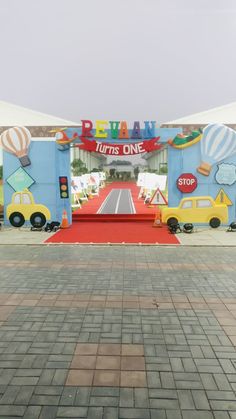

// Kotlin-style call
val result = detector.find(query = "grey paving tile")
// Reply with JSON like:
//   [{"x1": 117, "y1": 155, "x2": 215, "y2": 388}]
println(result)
[
  {"x1": 134, "y1": 388, "x2": 149, "y2": 408},
  {"x1": 150, "y1": 399, "x2": 179, "y2": 409},
  {"x1": 182, "y1": 412, "x2": 214, "y2": 419},
  {"x1": 91, "y1": 387, "x2": 119, "y2": 397},
  {"x1": 0, "y1": 405, "x2": 26, "y2": 416},
  {"x1": 214, "y1": 413, "x2": 231, "y2": 419},
  {"x1": 210, "y1": 400, "x2": 236, "y2": 410},
  {"x1": 177, "y1": 389, "x2": 195, "y2": 409},
  {"x1": 207, "y1": 390, "x2": 236, "y2": 400},
  {"x1": 160, "y1": 372, "x2": 175, "y2": 389},
  {"x1": 214, "y1": 374, "x2": 233, "y2": 391},
  {"x1": 15, "y1": 386, "x2": 34, "y2": 405},
  {"x1": 11, "y1": 376, "x2": 39, "y2": 386},
  {"x1": 23, "y1": 405, "x2": 42, "y2": 419},
  {"x1": 166, "y1": 411, "x2": 182, "y2": 419},
  {"x1": 147, "y1": 371, "x2": 161, "y2": 388},
  {"x1": 192, "y1": 389, "x2": 210, "y2": 410},
  {"x1": 120, "y1": 388, "x2": 134, "y2": 407},
  {"x1": 150, "y1": 410, "x2": 166, "y2": 419},
  {"x1": 87, "y1": 407, "x2": 103, "y2": 419},
  {"x1": 119, "y1": 407, "x2": 151, "y2": 418},
  {"x1": 39, "y1": 406, "x2": 58, "y2": 419},
  {"x1": 74, "y1": 387, "x2": 91, "y2": 406},
  {"x1": 200, "y1": 373, "x2": 218, "y2": 390},
  {"x1": 90, "y1": 396, "x2": 118, "y2": 407},
  {"x1": 103, "y1": 407, "x2": 119, "y2": 419},
  {"x1": 149, "y1": 389, "x2": 177, "y2": 399},
  {"x1": 57, "y1": 406, "x2": 88, "y2": 417},
  {"x1": 59, "y1": 387, "x2": 77, "y2": 406},
  {"x1": 30, "y1": 395, "x2": 61, "y2": 405}
]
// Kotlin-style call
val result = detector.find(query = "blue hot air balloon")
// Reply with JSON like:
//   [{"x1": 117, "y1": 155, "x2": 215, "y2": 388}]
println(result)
[{"x1": 197, "y1": 123, "x2": 236, "y2": 176}]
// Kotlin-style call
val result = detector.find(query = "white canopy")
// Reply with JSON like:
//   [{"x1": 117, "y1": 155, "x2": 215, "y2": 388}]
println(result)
[
  {"x1": 0, "y1": 101, "x2": 81, "y2": 127},
  {"x1": 162, "y1": 102, "x2": 236, "y2": 126}
]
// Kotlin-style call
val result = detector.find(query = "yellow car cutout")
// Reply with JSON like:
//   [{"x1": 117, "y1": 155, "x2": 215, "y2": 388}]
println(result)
[
  {"x1": 7, "y1": 189, "x2": 51, "y2": 228},
  {"x1": 161, "y1": 196, "x2": 228, "y2": 228}
]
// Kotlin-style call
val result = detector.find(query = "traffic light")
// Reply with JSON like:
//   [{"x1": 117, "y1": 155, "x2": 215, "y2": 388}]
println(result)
[{"x1": 59, "y1": 176, "x2": 69, "y2": 199}]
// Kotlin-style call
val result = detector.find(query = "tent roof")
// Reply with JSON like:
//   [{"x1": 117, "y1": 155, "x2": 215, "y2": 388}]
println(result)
[
  {"x1": 0, "y1": 101, "x2": 81, "y2": 127},
  {"x1": 162, "y1": 102, "x2": 236, "y2": 125}
]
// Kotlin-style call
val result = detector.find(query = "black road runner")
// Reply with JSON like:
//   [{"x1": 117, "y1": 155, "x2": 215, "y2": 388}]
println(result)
[{"x1": 97, "y1": 189, "x2": 136, "y2": 214}]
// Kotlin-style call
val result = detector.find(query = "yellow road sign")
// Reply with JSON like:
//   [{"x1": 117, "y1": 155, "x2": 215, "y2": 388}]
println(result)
[{"x1": 215, "y1": 189, "x2": 232, "y2": 206}]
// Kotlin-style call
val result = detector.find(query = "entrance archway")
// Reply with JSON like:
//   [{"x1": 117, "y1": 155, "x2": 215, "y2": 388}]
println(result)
[
  {"x1": 47, "y1": 120, "x2": 181, "y2": 243},
  {"x1": 66, "y1": 120, "x2": 180, "y2": 222},
  {"x1": 2, "y1": 119, "x2": 236, "y2": 244},
  {"x1": 0, "y1": 120, "x2": 181, "y2": 244}
]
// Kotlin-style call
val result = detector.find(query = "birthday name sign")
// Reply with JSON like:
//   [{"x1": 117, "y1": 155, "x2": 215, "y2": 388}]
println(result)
[
  {"x1": 78, "y1": 120, "x2": 162, "y2": 155},
  {"x1": 81, "y1": 120, "x2": 156, "y2": 139}
]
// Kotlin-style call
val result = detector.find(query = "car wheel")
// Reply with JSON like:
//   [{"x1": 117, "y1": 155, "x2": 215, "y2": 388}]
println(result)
[
  {"x1": 30, "y1": 212, "x2": 46, "y2": 228},
  {"x1": 209, "y1": 217, "x2": 221, "y2": 228},
  {"x1": 167, "y1": 217, "x2": 178, "y2": 227},
  {"x1": 9, "y1": 212, "x2": 25, "y2": 228}
]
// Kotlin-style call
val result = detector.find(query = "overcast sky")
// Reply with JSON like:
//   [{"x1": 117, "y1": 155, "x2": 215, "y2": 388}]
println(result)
[{"x1": 0, "y1": 0, "x2": 236, "y2": 164}]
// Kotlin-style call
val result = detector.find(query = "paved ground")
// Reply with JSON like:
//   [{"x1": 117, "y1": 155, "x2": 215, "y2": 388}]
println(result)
[
  {"x1": 0, "y1": 227, "x2": 54, "y2": 245},
  {"x1": 1, "y1": 226, "x2": 236, "y2": 246},
  {"x1": 0, "y1": 245, "x2": 236, "y2": 418}
]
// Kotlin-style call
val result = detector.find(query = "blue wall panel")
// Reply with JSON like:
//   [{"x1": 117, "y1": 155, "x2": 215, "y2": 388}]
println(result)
[
  {"x1": 168, "y1": 137, "x2": 236, "y2": 224},
  {"x1": 3, "y1": 139, "x2": 71, "y2": 226}
]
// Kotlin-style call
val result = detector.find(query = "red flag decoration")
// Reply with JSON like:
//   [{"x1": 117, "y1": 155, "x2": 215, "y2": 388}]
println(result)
[
  {"x1": 77, "y1": 136, "x2": 162, "y2": 155},
  {"x1": 149, "y1": 188, "x2": 168, "y2": 205}
]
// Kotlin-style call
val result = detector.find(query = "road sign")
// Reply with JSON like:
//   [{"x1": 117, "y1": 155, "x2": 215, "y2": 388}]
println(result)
[
  {"x1": 149, "y1": 188, "x2": 168, "y2": 205},
  {"x1": 177, "y1": 173, "x2": 197, "y2": 193},
  {"x1": 215, "y1": 189, "x2": 232, "y2": 206}
]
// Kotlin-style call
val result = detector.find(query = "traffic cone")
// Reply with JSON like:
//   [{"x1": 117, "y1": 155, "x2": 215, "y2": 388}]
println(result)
[
  {"x1": 61, "y1": 209, "x2": 69, "y2": 229},
  {"x1": 153, "y1": 206, "x2": 162, "y2": 228},
  {"x1": 88, "y1": 190, "x2": 93, "y2": 199}
]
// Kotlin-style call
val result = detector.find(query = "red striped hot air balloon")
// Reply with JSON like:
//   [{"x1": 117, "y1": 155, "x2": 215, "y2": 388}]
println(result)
[{"x1": 0, "y1": 126, "x2": 31, "y2": 167}]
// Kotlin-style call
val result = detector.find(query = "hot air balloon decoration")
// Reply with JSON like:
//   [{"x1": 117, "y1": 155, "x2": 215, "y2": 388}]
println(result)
[
  {"x1": 0, "y1": 126, "x2": 31, "y2": 167},
  {"x1": 197, "y1": 123, "x2": 236, "y2": 176}
]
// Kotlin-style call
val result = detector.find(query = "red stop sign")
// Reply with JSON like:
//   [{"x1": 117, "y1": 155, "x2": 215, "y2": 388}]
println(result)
[{"x1": 177, "y1": 173, "x2": 197, "y2": 193}]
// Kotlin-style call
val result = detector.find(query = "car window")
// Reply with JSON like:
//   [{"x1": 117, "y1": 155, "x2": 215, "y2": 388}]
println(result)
[
  {"x1": 181, "y1": 200, "x2": 192, "y2": 209},
  {"x1": 196, "y1": 199, "x2": 212, "y2": 208},
  {"x1": 13, "y1": 193, "x2": 21, "y2": 204},
  {"x1": 22, "y1": 194, "x2": 31, "y2": 205}
]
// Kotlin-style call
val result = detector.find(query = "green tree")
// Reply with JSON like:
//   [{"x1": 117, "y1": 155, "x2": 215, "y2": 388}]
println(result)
[
  {"x1": 159, "y1": 164, "x2": 168, "y2": 174},
  {"x1": 71, "y1": 159, "x2": 88, "y2": 176},
  {"x1": 0, "y1": 166, "x2": 2, "y2": 179}
]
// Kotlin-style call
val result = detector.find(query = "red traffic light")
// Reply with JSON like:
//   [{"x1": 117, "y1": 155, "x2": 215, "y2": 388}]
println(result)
[
  {"x1": 59, "y1": 176, "x2": 69, "y2": 199},
  {"x1": 60, "y1": 177, "x2": 67, "y2": 184}
]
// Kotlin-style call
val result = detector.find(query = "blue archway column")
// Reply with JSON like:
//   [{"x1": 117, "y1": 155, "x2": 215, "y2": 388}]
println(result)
[
  {"x1": 3, "y1": 137, "x2": 72, "y2": 226},
  {"x1": 2, "y1": 127, "x2": 182, "y2": 227}
]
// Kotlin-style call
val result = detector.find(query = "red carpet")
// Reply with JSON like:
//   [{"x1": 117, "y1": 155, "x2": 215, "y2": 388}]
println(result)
[
  {"x1": 73, "y1": 181, "x2": 157, "y2": 216},
  {"x1": 73, "y1": 182, "x2": 116, "y2": 215},
  {"x1": 45, "y1": 222, "x2": 179, "y2": 245},
  {"x1": 46, "y1": 181, "x2": 179, "y2": 244}
]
